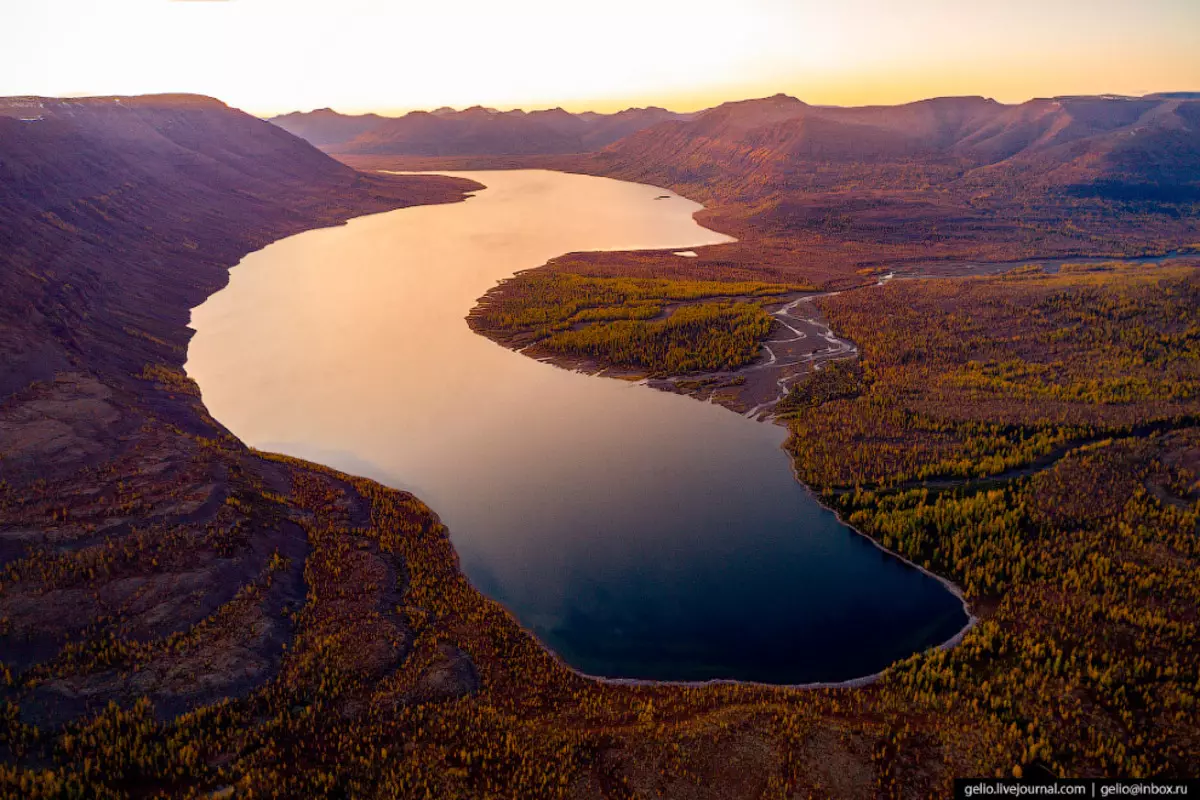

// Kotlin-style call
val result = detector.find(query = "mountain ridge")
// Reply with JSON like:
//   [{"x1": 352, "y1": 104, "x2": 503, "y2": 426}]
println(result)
[
  {"x1": 580, "y1": 91, "x2": 1200, "y2": 264},
  {"x1": 595, "y1": 91, "x2": 1200, "y2": 187},
  {"x1": 270, "y1": 104, "x2": 691, "y2": 155}
]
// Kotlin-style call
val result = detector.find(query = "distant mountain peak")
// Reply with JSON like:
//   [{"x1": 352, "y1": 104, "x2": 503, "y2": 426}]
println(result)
[
  {"x1": 271, "y1": 103, "x2": 690, "y2": 156},
  {"x1": 745, "y1": 93, "x2": 806, "y2": 106}
]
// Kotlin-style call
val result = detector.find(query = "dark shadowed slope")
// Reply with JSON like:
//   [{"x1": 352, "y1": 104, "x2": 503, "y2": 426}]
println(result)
[
  {"x1": 271, "y1": 104, "x2": 687, "y2": 156},
  {"x1": 0, "y1": 94, "x2": 477, "y2": 403},
  {"x1": 0, "y1": 95, "x2": 481, "y2": 731}
]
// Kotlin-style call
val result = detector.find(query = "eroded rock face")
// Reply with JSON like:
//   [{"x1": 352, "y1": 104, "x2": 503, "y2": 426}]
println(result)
[{"x1": 0, "y1": 374, "x2": 120, "y2": 471}]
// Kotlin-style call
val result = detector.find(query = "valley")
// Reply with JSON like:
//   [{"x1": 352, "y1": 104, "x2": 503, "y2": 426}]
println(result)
[{"x1": 0, "y1": 91, "x2": 1197, "y2": 797}]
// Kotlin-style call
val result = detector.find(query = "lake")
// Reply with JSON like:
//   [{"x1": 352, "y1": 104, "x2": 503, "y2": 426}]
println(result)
[{"x1": 185, "y1": 169, "x2": 968, "y2": 684}]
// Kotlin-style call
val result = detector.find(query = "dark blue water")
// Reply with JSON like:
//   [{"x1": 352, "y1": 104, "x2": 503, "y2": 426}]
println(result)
[{"x1": 453, "y1": 414, "x2": 968, "y2": 685}]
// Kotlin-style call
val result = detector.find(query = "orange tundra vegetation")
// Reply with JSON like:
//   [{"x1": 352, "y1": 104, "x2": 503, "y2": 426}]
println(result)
[
  {"x1": 3, "y1": 263, "x2": 1198, "y2": 796},
  {"x1": 1, "y1": 424, "x2": 1196, "y2": 796},
  {"x1": 468, "y1": 271, "x2": 812, "y2": 375},
  {"x1": 2, "y1": 93, "x2": 1199, "y2": 797}
]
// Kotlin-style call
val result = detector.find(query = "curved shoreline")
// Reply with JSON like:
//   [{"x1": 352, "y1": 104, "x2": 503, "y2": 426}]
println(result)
[
  {"x1": 523, "y1": 325, "x2": 978, "y2": 694},
  {"x1": 194, "y1": 167, "x2": 977, "y2": 692},
  {"x1": 429, "y1": 173, "x2": 981, "y2": 690},
  {"x1": 538, "y1": 482, "x2": 979, "y2": 692}
]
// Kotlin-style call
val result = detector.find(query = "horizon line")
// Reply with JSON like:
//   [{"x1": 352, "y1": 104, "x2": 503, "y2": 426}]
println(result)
[
  {"x1": 256, "y1": 88, "x2": 1200, "y2": 119},
  {"x1": 10, "y1": 87, "x2": 1197, "y2": 119}
]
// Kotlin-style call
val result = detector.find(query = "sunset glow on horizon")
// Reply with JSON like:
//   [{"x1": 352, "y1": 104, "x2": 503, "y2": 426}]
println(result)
[{"x1": 4, "y1": 0, "x2": 1199, "y2": 116}]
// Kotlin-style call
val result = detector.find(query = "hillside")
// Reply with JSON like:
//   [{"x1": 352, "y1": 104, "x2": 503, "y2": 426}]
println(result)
[
  {"x1": 2, "y1": 93, "x2": 1197, "y2": 797},
  {"x1": 594, "y1": 92, "x2": 1200, "y2": 199},
  {"x1": 0, "y1": 95, "x2": 478, "y2": 403},
  {"x1": 0, "y1": 94, "x2": 482, "y2": 727},
  {"x1": 510, "y1": 93, "x2": 1191, "y2": 289},
  {"x1": 271, "y1": 105, "x2": 686, "y2": 156}
]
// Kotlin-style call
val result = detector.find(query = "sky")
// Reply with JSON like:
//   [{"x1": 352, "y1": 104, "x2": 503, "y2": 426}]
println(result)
[{"x1": 3, "y1": 0, "x2": 1199, "y2": 116}]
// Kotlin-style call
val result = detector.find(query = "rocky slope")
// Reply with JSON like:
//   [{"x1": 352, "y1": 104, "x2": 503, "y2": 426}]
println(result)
[{"x1": 0, "y1": 95, "x2": 480, "y2": 731}]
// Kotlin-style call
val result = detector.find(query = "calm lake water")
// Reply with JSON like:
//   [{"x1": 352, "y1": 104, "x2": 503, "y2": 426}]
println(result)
[{"x1": 186, "y1": 170, "x2": 967, "y2": 684}]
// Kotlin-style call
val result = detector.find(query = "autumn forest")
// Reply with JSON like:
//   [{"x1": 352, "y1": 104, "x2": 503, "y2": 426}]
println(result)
[{"x1": 1, "y1": 67, "x2": 1199, "y2": 800}]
